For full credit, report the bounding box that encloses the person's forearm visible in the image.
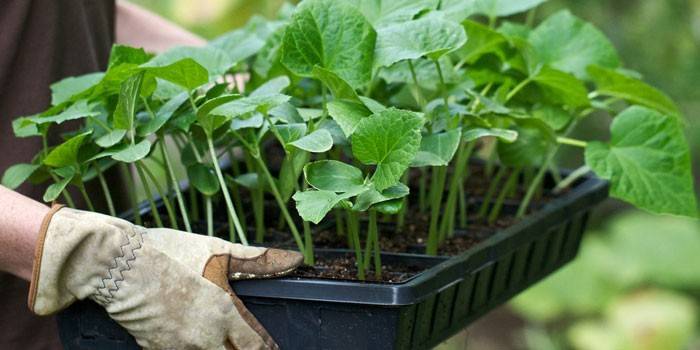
[0,186,49,281]
[115,0,206,53]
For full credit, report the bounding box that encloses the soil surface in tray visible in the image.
[289,254,427,283]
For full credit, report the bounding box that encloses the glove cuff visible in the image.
[28,204,65,313]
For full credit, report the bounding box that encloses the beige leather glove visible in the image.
[28,205,303,350]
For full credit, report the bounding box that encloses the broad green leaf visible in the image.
[463,127,518,142]
[210,16,280,65]
[498,119,555,167]
[297,108,324,122]
[327,100,371,137]
[304,160,365,192]
[12,117,40,138]
[529,10,619,79]
[231,113,264,130]
[147,46,230,77]
[108,45,153,69]
[96,129,127,148]
[50,72,104,105]
[411,129,461,167]
[1,164,40,189]
[44,131,92,167]
[585,106,697,217]
[457,20,508,65]
[281,0,376,88]
[210,94,290,119]
[465,89,511,115]
[532,105,573,131]
[143,58,209,91]
[439,0,477,22]
[311,66,362,102]
[269,103,304,124]
[293,189,357,224]
[187,163,220,196]
[250,76,291,97]
[374,14,467,68]
[359,96,386,114]
[473,0,546,18]
[113,71,145,131]
[352,0,438,27]
[374,198,405,214]
[352,108,424,190]
[530,67,590,108]
[196,95,240,136]
[232,173,263,190]
[111,139,152,163]
[353,183,409,211]
[138,92,189,136]
[43,175,73,202]
[28,100,99,125]
[588,65,680,116]
[289,129,333,153]
[276,123,308,145]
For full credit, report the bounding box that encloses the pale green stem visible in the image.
[94,162,116,216]
[207,137,248,245]
[206,195,213,236]
[139,161,179,230]
[135,162,163,228]
[553,165,592,195]
[160,137,192,232]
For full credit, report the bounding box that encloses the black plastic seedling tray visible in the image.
[57,175,608,350]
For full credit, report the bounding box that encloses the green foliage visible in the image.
[585,106,698,217]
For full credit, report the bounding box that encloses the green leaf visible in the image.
[1,164,40,189]
[210,94,290,119]
[44,131,92,167]
[250,76,291,97]
[113,71,145,131]
[498,119,555,167]
[232,173,263,190]
[529,10,620,80]
[187,163,220,196]
[293,189,357,224]
[374,14,467,68]
[585,106,697,217]
[439,0,477,22]
[108,45,153,69]
[279,150,310,201]
[304,160,365,192]
[276,123,308,145]
[588,65,680,116]
[463,127,518,142]
[530,67,590,108]
[148,46,230,77]
[111,139,152,163]
[457,20,508,65]
[352,0,438,27]
[353,183,409,211]
[374,198,405,215]
[28,100,99,125]
[281,0,376,88]
[138,92,189,136]
[411,129,461,167]
[327,100,371,137]
[289,129,334,153]
[50,72,104,105]
[231,113,264,130]
[143,58,209,91]
[352,108,424,190]
[96,129,127,148]
[532,105,573,131]
[43,175,74,202]
[473,0,547,18]
[311,66,362,102]
[196,95,240,136]
[12,117,40,138]
[379,57,457,91]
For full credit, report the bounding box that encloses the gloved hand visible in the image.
[28,205,303,350]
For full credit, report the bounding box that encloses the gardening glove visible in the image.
[28,205,303,350]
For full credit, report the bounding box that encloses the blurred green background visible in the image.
[130,0,700,348]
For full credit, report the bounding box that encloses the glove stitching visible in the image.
[93,226,146,305]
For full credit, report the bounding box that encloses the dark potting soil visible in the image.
[289,253,425,284]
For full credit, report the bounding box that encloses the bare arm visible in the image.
[0,186,49,281]
[115,0,206,53]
